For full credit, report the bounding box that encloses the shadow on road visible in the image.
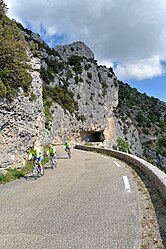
[24,175,40,181]
[57,156,71,159]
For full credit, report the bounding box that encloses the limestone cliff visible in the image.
[0,19,165,171]
[0,55,45,170]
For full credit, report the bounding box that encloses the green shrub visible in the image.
[0,80,7,97]
[107,72,113,78]
[0,15,32,100]
[84,63,92,71]
[142,128,149,135]
[109,67,115,75]
[98,72,101,83]
[76,113,86,122]
[159,121,166,129]
[0,0,8,17]
[85,142,94,146]
[0,150,53,184]
[87,72,92,80]
[43,85,79,116]
[29,92,37,101]
[70,47,74,52]
[0,168,24,184]
[68,55,83,74]
[75,75,79,84]
[136,113,147,123]
[158,136,166,147]
[157,136,166,157]
[77,93,81,99]
[117,138,129,153]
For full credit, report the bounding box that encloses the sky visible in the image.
[4,0,166,102]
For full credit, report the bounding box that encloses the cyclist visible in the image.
[64,141,71,158]
[28,144,43,175]
[48,144,56,156]
[47,144,57,167]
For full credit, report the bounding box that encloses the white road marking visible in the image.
[102,156,108,159]
[123,176,131,193]
[113,161,121,167]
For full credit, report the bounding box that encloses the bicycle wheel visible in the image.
[67,151,71,159]
[50,156,57,169]
[32,164,38,180]
[39,165,44,176]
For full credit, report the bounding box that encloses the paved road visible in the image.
[0,146,141,249]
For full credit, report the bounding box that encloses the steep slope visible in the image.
[40,40,119,143]
[0,13,119,169]
[0,12,45,169]
[0,6,165,171]
[115,82,166,169]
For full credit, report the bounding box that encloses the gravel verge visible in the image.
[127,163,166,249]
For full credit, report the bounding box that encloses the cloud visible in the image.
[4,0,166,80]
[115,56,166,81]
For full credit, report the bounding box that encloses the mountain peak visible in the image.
[54,41,95,60]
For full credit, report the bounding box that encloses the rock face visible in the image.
[42,41,147,162]
[54,41,95,60]
[103,115,143,157]
[1,39,163,170]
[0,41,123,170]
[44,41,119,144]
[0,55,45,170]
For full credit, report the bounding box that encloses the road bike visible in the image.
[32,158,44,179]
[50,153,57,169]
[65,148,71,159]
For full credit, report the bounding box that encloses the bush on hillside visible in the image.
[0,14,32,100]
[68,55,83,74]
[117,138,129,153]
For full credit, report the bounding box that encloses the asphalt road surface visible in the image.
[0,146,141,249]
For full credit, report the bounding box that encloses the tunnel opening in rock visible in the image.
[81,131,105,142]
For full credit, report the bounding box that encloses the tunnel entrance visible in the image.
[81,131,105,143]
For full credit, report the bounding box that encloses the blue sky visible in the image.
[128,77,166,102]
[5,0,166,102]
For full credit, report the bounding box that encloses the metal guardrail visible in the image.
[75,144,166,199]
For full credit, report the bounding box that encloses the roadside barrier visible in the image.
[75,144,166,199]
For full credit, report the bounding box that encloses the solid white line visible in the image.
[102,156,108,159]
[113,161,121,167]
[123,176,131,193]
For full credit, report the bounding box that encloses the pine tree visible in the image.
[0,4,32,100]
[0,0,8,17]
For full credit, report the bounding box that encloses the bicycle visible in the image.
[65,148,71,159]
[32,158,44,180]
[50,153,57,169]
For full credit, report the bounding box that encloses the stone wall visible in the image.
[75,144,166,199]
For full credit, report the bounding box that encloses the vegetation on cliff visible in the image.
[0,0,165,171]
[117,81,166,169]
[0,0,32,100]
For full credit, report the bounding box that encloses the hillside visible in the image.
[0,1,165,172]
[115,82,166,170]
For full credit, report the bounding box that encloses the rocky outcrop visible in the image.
[1,39,161,170]
[1,10,165,173]
[0,55,45,170]
[0,41,121,170]
[43,41,119,145]
[0,39,147,171]
[54,41,95,60]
